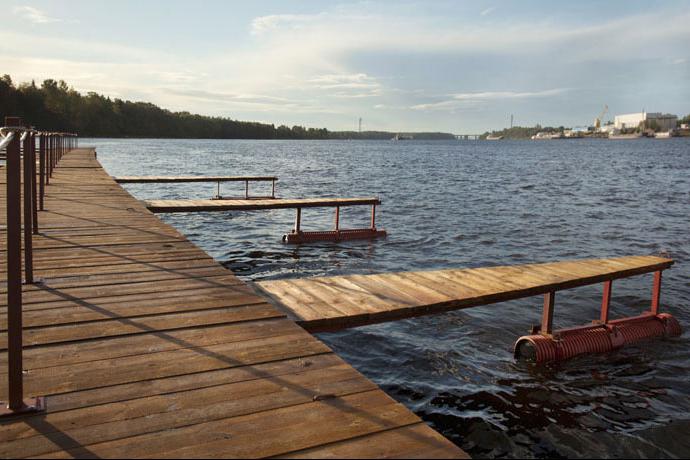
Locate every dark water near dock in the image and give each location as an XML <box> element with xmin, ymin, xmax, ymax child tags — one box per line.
<box><xmin>91</xmin><ymin>138</ymin><xmax>690</xmax><ymax>458</ymax></box>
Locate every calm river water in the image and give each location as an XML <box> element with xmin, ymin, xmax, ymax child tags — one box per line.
<box><xmin>90</xmin><ymin>137</ymin><xmax>690</xmax><ymax>458</ymax></box>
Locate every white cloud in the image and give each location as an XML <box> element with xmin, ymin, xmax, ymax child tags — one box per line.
<box><xmin>480</xmin><ymin>7</ymin><xmax>496</xmax><ymax>16</ymax></box>
<box><xmin>411</xmin><ymin>89</ymin><xmax>569</xmax><ymax>111</ymax></box>
<box><xmin>305</xmin><ymin>73</ymin><xmax>382</xmax><ymax>97</ymax></box>
<box><xmin>13</xmin><ymin>6</ymin><xmax>61</xmax><ymax>24</ymax></box>
<box><xmin>451</xmin><ymin>89</ymin><xmax>568</xmax><ymax>100</ymax></box>
<box><xmin>250</xmin><ymin>14</ymin><xmax>315</xmax><ymax>35</ymax></box>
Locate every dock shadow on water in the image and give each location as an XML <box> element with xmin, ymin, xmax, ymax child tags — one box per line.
<box><xmin>95</xmin><ymin>137</ymin><xmax>690</xmax><ymax>459</ymax></box>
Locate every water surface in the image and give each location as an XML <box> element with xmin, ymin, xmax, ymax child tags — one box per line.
<box><xmin>91</xmin><ymin>138</ymin><xmax>690</xmax><ymax>458</ymax></box>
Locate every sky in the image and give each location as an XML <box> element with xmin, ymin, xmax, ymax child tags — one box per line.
<box><xmin>1</xmin><ymin>0</ymin><xmax>689</xmax><ymax>133</ymax></box>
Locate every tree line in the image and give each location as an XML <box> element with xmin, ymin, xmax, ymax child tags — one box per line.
<box><xmin>0</xmin><ymin>75</ymin><xmax>454</xmax><ymax>140</ymax></box>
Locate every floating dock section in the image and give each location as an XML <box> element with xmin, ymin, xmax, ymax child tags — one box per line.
<box><xmin>115</xmin><ymin>175</ymin><xmax>278</xmax><ymax>200</ymax></box>
<box><xmin>257</xmin><ymin>256</ymin><xmax>681</xmax><ymax>362</ymax></box>
<box><xmin>0</xmin><ymin>148</ymin><xmax>464</xmax><ymax>458</ymax></box>
<box><xmin>145</xmin><ymin>197</ymin><xmax>387</xmax><ymax>244</ymax></box>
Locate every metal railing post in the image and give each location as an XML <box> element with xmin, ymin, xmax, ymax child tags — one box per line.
<box><xmin>30</xmin><ymin>131</ymin><xmax>38</xmax><ymax>234</ymax></box>
<box><xmin>22</xmin><ymin>128</ymin><xmax>34</xmax><ymax>284</ymax></box>
<box><xmin>39</xmin><ymin>134</ymin><xmax>45</xmax><ymax>210</ymax></box>
<box><xmin>4</xmin><ymin>120</ymin><xmax>24</xmax><ymax>412</ymax></box>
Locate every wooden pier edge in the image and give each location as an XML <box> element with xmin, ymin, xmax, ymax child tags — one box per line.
<box><xmin>0</xmin><ymin>148</ymin><xmax>467</xmax><ymax>459</ymax></box>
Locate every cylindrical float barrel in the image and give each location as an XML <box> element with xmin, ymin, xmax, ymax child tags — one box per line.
<box><xmin>283</xmin><ymin>228</ymin><xmax>387</xmax><ymax>244</ymax></box>
<box><xmin>514</xmin><ymin>313</ymin><xmax>682</xmax><ymax>363</ymax></box>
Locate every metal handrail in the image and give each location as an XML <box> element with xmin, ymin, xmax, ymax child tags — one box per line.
<box><xmin>1</xmin><ymin>116</ymin><xmax>79</xmax><ymax>417</ymax></box>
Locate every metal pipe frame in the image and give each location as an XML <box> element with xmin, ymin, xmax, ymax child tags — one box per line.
<box><xmin>538</xmin><ymin>269</ymin><xmax>668</xmax><ymax>337</ymax></box>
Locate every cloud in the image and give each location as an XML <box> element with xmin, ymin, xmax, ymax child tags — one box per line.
<box><xmin>250</xmin><ymin>14</ymin><xmax>315</xmax><ymax>35</ymax></box>
<box><xmin>480</xmin><ymin>7</ymin><xmax>496</xmax><ymax>16</ymax></box>
<box><xmin>305</xmin><ymin>73</ymin><xmax>382</xmax><ymax>97</ymax></box>
<box><xmin>13</xmin><ymin>6</ymin><xmax>61</xmax><ymax>24</ymax></box>
<box><xmin>411</xmin><ymin>89</ymin><xmax>569</xmax><ymax>111</ymax></box>
<box><xmin>451</xmin><ymin>89</ymin><xmax>568</xmax><ymax>100</ymax></box>
<box><xmin>164</xmin><ymin>88</ymin><xmax>293</xmax><ymax>105</ymax></box>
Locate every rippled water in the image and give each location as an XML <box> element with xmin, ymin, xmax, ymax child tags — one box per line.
<box><xmin>90</xmin><ymin>138</ymin><xmax>690</xmax><ymax>458</ymax></box>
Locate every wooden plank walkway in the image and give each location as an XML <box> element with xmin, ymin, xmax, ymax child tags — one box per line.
<box><xmin>0</xmin><ymin>149</ymin><xmax>466</xmax><ymax>458</ymax></box>
<box><xmin>256</xmin><ymin>256</ymin><xmax>673</xmax><ymax>332</ymax></box>
<box><xmin>114</xmin><ymin>175</ymin><xmax>277</xmax><ymax>183</ymax></box>
<box><xmin>146</xmin><ymin>197</ymin><xmax>381</xmax><ymax>213</ymax></box>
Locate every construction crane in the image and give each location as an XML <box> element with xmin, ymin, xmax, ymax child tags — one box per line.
<box><xmin>594</xmin><ymin>105</ymin><xmax>608</xmax><ymax>129</ymax></box>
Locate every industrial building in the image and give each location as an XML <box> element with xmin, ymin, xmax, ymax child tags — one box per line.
<box><xmin>614</xmin><ymin>112</ymin><xmax>678</xmax><ymax>131</ymax></box>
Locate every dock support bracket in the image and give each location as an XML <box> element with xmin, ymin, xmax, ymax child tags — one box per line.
<box><xmin>600</xmin><ymin>280</ymin><xmax>612</xmax><ymax>323</ymax></box>
<box><xmin>541</xmin><ymin>291</ymin><xmax>555</xmax><ymax>336</ymax></box>
<box><xmin>651</xmin><ymin>270</ymin><xmax>662</xmax><ymax>315</ymax></box>
<box><xmin>294</xmin><ymin>207</ymin><xmax>301</xmax><ymax>234</ymax></box>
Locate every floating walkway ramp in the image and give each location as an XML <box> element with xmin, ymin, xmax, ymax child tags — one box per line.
<box><xmin>116</xmin><ymin>175</ymin><xmax>278</xmax><ymax>200</ymax></box>
<box><xmin>256</xmin><ymin>256</ymin><xmax>674</xmax><ymax>332</ymax></box>
<box><xmin>144</xmin><ymin>196</ymin><xmax>380</xmax><ymax>212</ymax></box>
<box><xmin>145</xmin><ymin>197</ymin><xmax>387</xmax><ymax>244</ymax></box>
<box><xmin>0</xmin><ymin>148</ymin><xmax>465</xmax><ymax>458</ymax></box>
<box><xmin>114</xmin><ymin>175</ymin><xmax>278</xmax><ymax>183</ymax></box>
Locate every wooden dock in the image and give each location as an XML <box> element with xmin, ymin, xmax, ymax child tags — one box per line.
<box><xmin>145</xmin><ymin>197</ymin><xmax>381</xmax><ymax>213</ymax></box>
<box><xmin>0</xmin><ymin>149</ymin><xmax>466</xmax><ymax>458</ymax></box>
<box><xmin>256</xmin><ymin>256</ymin><xmax>673</xmax><ymax>332</ymax></box>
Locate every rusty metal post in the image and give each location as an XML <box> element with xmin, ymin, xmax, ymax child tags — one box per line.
<box><xmin>22</xmin><ymin>130</ymin><xmax>34</xmax><ymax>284</ymax></box>
<box><xmin>600</xmin><ymin>280</ymin><xmax>612</xmax><ymax>323</ymax></box>
<box><xmin>541</xmin><ymin>291</ymin><xmax>555</xmax><ymax>335</ymax></box>
<box><xmin>294</xmin><ymin>208</ymin><xmax>301</xmax><ymax>233</ymax></box>
<box><xmin>30</xmin><ymin>132</ymin><xmax>38</xmax><ymax>234</ymax></box>
<box><xmin>651</xmin><ymin>271</ymin><xmax>662</xmax><ymax>315</ymax></box>
<box><xmin>370</xmin><ymin>204</ymin><xmax>376</xmax><ymax>230</ymax></box>
<box><xmin>4</xmin><ymin>121</ymin><xmax>24</xmax><ymax>412</ymax></box>
<box><xmin>39</xmin><ymin>134</ymin><xmax>45</xmax><ymax>210</ymax></box>
<box><xmin>334</xmin><ymin>206</ymin><xmax>340</xmax><ymax>231</ymax></box>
